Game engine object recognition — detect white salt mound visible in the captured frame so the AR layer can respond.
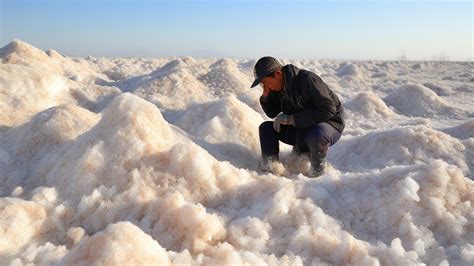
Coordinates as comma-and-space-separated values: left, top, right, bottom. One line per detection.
199, 58, 252, 96
443, 120, 474, 140
0, 64, 72, 127
129, 59, 215, 110
423, 82, 454, 96
172, 94, 263, 168
345, 91, 397, 118
0, 40, 118, 127
42, 93, 176, 203
1, 40, 473, 265
384, 84, 463, 118
331, 125, 469, 173
60, 222, 171, 265
336, 63, 360, 77
1, 40, 107, 84
0, 104, 100, 194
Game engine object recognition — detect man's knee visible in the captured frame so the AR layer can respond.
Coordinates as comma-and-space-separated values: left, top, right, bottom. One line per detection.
259, 121, 274, 135
305, 124, 331, 146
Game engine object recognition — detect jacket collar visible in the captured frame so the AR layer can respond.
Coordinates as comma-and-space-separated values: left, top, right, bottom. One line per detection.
282, 64, 300, 93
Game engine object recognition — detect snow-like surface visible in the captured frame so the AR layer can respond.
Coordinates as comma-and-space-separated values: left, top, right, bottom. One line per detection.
1, 40, 473, 265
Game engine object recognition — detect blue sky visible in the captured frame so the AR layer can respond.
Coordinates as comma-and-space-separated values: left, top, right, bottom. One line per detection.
1, 0, 472, 60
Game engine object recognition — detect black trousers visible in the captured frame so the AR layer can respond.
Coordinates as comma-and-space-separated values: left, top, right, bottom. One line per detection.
259, 121, 341, 163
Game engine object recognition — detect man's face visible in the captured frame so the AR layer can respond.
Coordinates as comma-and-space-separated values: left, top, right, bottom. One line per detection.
260, 69, 284, 92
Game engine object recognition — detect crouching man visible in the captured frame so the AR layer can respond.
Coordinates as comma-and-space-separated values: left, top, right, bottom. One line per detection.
251, 56, 344, 177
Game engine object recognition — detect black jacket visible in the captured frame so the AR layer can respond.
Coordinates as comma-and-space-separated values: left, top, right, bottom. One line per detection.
260, 64, 344, 133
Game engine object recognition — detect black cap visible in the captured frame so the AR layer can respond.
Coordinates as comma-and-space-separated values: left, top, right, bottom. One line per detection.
250, 56, 282, 88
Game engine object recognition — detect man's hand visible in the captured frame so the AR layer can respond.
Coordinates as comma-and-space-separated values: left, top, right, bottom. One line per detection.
273, 113, 295, 132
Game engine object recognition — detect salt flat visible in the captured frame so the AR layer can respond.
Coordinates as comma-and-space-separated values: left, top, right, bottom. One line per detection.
1, 40, 473, 265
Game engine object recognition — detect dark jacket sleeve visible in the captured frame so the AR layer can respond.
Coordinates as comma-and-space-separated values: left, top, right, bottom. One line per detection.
293, 74, 337, 128
260, 93, 281, 118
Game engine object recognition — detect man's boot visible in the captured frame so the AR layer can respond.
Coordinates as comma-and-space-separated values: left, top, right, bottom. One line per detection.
260, 155, 279, 173
309, 144, 329, 178
291, 145, 301, 156
309, 159, 326, 177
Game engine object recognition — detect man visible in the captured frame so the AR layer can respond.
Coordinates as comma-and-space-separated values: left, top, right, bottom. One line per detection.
251, 56, 344, 177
